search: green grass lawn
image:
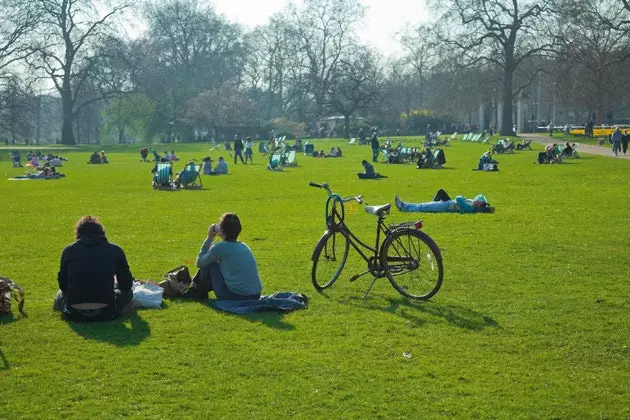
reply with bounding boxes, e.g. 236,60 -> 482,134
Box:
1,138 -> 628,418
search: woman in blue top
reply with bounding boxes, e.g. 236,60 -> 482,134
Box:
395,189 -> 495,213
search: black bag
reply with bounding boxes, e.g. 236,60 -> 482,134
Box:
0,276 -> 25,316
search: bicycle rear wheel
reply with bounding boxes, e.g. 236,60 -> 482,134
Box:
381,229 -> 443,299
311,229 -> 349,290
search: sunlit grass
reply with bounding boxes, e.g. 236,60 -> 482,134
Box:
0,138 -> 628,418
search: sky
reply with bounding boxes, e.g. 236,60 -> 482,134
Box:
204,0 -> 429,57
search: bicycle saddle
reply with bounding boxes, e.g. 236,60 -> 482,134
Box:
365,204 -> 391,216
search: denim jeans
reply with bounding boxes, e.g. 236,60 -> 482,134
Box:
192,263 -> 260,301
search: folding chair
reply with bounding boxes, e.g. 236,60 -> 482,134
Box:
348,138 -> 356,145
258,142 -> 269,155
269,152 -> 283,169
152,162 -> 173,189
283,150 -> 298,166
178,163 -> 203,189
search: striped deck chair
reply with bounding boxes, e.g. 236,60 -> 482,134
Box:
283,150 -> 298,166
178,163 -> 203,189
152,162 -> 173,189
269,152 -> 283,169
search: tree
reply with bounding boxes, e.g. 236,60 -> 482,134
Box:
28,0 -> 128,145
103,94 -> 154,143
186,86 -> 257,136
328,47 -> 382,138
0,76 -> 33,144
0,0 -> 39,77
286,0 -> 365,118
434,0 -> 556,135
552,0 -> 630,123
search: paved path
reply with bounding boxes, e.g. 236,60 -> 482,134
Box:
526,133 -> 630,160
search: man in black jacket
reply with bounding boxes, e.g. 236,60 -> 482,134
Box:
233,135 -> 245,164
53,216 -> 134,321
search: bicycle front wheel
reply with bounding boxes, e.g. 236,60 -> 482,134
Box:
381,229 -> 443,299
311,229 -> 349,290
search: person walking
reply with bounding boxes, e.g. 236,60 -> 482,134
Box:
233,135 -> 245,164
611,126 -> 622,156
244,137 -> 253,164
370,129 -> 380,163
622,129 -> 629,156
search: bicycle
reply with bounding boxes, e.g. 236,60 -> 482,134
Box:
308,182 -> 443,300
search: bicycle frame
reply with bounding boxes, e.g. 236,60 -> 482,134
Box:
328,203 -> 388,269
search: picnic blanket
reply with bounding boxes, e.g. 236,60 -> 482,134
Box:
211,292 -> 308,314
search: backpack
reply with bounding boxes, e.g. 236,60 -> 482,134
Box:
158,265 -> 192,297
0,276 -> 25,316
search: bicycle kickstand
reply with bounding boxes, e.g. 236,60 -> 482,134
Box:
363,277 -> 378,299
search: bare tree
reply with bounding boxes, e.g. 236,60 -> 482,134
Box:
0,0 -> 39,78
28,0 -> 128,145
328,47 -> 382,138
434,0 -> 557,135
286,0 -> 365,118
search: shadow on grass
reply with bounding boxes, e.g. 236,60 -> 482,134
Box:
243,312 -> 296,331
206,303 -> 297,331
344,296 -> 499,331
0,348 -> 9,370
0,312 -> 26,324
68,314 -> 151,346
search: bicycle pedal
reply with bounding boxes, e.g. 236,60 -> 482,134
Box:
349,274 -> 361,282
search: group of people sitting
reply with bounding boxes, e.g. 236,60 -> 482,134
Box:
202,156 -> 228,175
141,148 -> 179,163
52,214 -> 263,321
536,142 -> 576,164
312,146 -> 342,158
11,165 -> 65,180
416,147 -> 446,169
88,151 -> 109,164
15,151 -> 66,168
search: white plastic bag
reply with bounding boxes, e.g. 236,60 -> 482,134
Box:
132,281 -> 163,309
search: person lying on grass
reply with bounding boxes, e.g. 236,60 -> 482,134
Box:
395,189 -> 495,213
53,215 -> 135,321
181,213 -> 262,301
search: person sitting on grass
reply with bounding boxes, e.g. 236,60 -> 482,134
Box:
53,215 -> 135,321
89,151 -> 101,164
395,190 -> 495,214
180,213 -> 263,301
202,156 -> 214,175
417,147 -> 434,168
100,151 -> 109,164
170,150 -> 179,161
140,147 -> 149,162
214,156 -> 228,174
477,150 -> 499,170
357,159 -> 386,179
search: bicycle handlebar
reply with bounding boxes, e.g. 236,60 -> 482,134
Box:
308,181 -> 365,204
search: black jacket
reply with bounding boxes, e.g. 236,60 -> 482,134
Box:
57,235 -> 133,306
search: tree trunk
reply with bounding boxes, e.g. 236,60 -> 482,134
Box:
61,91 -> 76,145
500,72 -> 514,136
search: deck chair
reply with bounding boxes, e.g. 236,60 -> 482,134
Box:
269,152 -> 283,169
348,138 -> 356,145
462,133 -> 470,141
178,163 -> 203,189
152,162 -> 173,189
283,150 -> 298,166
304,143 -> 315,155
433,149 -> 446,167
